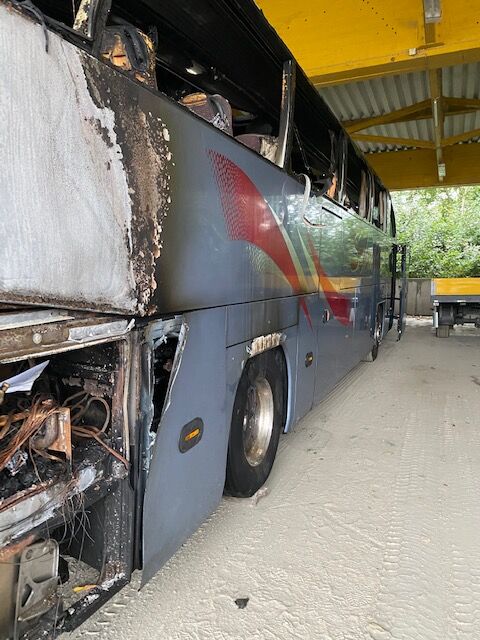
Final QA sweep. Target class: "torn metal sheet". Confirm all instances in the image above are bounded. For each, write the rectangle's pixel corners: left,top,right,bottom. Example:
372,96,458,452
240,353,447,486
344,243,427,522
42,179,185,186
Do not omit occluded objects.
0,361,49,394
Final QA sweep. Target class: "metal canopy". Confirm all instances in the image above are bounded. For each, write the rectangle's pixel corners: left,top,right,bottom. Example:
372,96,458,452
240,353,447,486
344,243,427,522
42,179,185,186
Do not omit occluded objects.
256,0,480,189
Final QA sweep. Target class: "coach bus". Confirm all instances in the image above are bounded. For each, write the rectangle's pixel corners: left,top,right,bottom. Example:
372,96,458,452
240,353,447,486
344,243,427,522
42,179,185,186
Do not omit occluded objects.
0,0,406,637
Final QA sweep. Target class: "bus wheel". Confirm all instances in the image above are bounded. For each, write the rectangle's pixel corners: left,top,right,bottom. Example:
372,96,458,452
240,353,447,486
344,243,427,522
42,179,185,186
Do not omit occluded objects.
225,349,286,498
364,308,383,362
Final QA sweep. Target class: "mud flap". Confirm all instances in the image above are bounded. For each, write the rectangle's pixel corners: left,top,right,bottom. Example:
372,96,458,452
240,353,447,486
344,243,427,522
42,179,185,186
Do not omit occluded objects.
141,308,228,586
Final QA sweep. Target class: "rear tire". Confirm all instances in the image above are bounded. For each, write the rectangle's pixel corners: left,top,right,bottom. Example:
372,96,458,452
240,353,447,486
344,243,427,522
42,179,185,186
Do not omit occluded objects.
436,325,450,338
363,307,383,362
225,349,286,498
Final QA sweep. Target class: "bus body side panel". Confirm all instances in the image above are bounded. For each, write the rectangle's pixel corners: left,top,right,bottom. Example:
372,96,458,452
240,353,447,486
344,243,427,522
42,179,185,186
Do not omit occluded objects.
226,297,298,347
292,294,318,422
341,213,374,369
225,296,302,432
142,307,228,585
141,299,305,583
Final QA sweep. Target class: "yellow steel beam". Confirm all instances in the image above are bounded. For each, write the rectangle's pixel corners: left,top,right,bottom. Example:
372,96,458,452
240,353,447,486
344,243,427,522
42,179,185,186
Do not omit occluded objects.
367,144,480,189
256,0,480,86
351,133,435,149
345,100,431,134
345,99,480,130
443,128,480,146
445,97,480,110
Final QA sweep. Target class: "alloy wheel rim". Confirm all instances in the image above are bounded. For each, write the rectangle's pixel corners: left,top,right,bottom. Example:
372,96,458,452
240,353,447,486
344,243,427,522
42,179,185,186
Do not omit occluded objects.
242,377,274,467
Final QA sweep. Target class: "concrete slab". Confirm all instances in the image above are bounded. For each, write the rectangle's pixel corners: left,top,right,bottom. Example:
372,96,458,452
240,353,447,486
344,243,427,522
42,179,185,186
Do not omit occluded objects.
68,319,480,640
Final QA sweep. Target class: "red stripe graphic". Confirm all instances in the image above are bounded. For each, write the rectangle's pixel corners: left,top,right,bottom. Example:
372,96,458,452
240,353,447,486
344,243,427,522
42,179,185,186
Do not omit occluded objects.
209,150,350,327
306,236,352,326
208,151,303,292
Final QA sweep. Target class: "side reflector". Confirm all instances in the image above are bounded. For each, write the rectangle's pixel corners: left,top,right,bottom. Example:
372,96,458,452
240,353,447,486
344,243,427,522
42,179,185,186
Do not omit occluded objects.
179,418,204,453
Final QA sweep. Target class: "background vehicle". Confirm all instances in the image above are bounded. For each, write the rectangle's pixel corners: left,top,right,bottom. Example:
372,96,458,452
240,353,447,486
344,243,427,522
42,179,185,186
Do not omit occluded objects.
432,278,480,337
0,0,405,637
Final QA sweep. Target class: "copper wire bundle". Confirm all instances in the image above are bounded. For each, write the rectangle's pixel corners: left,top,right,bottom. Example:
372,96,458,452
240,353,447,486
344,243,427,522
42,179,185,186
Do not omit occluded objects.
0,392,128,475
63,391,128,467
0,398,62,472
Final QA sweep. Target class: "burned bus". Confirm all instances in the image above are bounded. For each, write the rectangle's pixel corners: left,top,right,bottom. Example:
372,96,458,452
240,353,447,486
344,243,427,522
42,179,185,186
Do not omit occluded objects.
0,0,406,637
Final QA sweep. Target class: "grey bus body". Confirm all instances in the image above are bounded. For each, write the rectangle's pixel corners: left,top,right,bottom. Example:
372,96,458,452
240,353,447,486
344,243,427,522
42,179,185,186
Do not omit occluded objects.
0,2,405,637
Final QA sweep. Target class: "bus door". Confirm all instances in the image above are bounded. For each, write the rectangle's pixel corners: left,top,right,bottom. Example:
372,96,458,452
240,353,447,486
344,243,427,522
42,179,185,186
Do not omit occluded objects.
314,202,345,404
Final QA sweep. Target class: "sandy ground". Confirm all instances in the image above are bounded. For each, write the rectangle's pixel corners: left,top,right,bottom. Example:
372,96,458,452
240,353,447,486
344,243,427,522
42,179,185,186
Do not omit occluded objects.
68,319,480,640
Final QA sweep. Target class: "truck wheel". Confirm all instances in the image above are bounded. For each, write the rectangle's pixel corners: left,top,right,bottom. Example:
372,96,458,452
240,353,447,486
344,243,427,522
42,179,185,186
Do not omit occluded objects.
436,325,450,338
225,349,286,498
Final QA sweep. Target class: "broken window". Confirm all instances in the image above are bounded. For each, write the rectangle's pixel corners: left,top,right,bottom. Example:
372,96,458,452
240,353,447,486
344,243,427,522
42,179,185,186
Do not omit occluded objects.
29,0,101,38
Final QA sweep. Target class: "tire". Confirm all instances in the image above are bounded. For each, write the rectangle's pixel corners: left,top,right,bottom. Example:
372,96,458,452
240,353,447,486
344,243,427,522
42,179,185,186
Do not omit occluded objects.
363,307,383,362
225,349,286,498
436,325,450,338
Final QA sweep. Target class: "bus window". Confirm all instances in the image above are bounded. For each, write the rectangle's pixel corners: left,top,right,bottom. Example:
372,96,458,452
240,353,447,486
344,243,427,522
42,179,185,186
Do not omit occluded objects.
359,171,369,219
379,190,390,233
336,133,348,206
293,129,339,199
30,0,78,28
390,203,397,237
378,191,385,231
372,187,381,229
30,0,101,37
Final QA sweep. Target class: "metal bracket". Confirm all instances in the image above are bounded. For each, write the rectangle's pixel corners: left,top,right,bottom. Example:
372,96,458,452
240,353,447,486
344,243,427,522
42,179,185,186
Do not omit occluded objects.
14,540,59,640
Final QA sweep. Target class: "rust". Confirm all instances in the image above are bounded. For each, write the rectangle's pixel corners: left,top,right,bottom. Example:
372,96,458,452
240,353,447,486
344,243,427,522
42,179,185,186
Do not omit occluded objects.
31,407,72,468
0,533,35,562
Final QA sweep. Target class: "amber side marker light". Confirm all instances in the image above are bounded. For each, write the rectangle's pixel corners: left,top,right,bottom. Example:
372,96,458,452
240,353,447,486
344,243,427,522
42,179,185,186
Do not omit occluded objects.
179,418,204,453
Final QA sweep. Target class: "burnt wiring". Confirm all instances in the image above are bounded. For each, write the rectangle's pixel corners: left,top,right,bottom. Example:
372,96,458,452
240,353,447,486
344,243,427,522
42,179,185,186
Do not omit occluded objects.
63,391,128,467
0,398,61,472
0,389,127,502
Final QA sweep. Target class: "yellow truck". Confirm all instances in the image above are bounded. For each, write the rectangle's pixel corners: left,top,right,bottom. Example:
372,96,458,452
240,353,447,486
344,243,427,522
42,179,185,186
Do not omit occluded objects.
431,278,480,337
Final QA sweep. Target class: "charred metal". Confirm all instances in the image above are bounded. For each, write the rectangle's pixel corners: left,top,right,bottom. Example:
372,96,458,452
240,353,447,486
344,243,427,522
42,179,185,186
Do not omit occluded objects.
0,314,134,639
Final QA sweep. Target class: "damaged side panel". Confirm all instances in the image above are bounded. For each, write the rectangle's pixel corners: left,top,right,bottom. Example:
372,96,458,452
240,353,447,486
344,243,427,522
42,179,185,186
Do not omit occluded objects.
0,4,172,315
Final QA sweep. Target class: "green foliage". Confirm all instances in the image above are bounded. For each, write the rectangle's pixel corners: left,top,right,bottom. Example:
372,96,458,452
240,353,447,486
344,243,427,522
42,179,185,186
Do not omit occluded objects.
392,186,480,278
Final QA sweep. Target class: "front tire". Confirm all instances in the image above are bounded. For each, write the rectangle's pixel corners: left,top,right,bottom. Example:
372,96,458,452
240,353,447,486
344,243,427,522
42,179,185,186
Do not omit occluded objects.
225,349,286,498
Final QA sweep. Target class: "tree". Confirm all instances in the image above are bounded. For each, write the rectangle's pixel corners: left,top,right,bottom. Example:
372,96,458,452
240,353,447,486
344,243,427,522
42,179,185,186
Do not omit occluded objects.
392,186,480,278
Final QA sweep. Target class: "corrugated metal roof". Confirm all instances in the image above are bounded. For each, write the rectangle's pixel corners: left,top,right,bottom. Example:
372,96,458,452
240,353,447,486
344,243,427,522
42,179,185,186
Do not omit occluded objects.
319,62,480,153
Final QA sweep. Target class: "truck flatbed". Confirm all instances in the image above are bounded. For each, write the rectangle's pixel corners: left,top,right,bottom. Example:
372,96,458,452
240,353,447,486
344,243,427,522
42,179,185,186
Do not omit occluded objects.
432,278,480,337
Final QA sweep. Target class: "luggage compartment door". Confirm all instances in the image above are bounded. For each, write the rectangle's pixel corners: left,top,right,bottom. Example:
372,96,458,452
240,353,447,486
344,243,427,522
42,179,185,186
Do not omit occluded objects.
141,308,228,585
